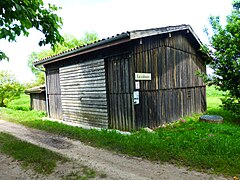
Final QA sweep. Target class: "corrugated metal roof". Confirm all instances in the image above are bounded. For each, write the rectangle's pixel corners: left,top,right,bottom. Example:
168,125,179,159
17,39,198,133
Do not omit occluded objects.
34,24,202,66
34,32,130,66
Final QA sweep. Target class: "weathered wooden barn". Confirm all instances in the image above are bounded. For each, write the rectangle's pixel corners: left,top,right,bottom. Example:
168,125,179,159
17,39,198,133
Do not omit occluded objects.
34,24,206,131
25,85,46,112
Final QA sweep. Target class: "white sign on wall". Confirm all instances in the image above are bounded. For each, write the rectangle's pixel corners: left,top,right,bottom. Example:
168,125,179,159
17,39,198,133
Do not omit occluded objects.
135,73,151,80
134,91,140,105
135,81,140,89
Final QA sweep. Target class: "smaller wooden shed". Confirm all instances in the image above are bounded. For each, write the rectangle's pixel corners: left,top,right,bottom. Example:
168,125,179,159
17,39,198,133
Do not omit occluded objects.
34,24,207,131
25,85,46,112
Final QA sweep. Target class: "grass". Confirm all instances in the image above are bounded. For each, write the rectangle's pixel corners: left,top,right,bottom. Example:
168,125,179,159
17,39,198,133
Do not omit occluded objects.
206,89,238,124
206,85,226,97
0,107,46,123
64,166,97,180
0,132,67,174
0,88,240,177
7,94,31,111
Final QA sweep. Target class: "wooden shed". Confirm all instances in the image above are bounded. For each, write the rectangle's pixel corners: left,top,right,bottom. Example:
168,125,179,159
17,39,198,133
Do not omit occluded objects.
34,24,206,131
25,85,46,112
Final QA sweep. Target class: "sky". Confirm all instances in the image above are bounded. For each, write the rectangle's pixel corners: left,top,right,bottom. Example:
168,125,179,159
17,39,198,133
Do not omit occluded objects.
0,0,233,83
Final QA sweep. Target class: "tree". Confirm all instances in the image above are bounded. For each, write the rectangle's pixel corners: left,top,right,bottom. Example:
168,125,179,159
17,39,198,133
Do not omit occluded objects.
204,0,240,115
28,32,99,85
0,71,23,107
0,0,64,60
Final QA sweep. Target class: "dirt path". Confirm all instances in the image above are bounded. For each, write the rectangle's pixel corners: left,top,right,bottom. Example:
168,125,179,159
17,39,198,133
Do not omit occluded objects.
0,119,228,180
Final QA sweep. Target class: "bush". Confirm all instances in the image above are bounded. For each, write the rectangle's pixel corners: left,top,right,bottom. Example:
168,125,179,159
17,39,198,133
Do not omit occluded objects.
206,86,226,97
204,1,240,116
6,94,30,111
221,96,240,117
0,71,24,107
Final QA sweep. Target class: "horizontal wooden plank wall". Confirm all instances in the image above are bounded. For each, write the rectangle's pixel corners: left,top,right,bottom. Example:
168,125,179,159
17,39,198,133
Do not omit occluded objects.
30,93,46,112
59,59,108,128
106,55,135,130
133,33,206,128
46,69,62,119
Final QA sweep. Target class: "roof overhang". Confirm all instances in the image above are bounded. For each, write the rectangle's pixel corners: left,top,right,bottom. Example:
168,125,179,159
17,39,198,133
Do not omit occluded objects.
33,24,203,67
25,85,45,94
34,33,130,66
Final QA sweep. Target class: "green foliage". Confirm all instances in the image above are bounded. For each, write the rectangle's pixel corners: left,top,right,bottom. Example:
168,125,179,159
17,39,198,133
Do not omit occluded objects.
0,108,45,123
28,32,99,85
0,132,67,174
204,0,240,116
0,0,64,60
221,96,240,117
29,32,99,69
7,94,30,111
27,52,44,78
35,72,45,85
0,50,8,61
0,71,23,107
55,32,99,52
206,86,226,97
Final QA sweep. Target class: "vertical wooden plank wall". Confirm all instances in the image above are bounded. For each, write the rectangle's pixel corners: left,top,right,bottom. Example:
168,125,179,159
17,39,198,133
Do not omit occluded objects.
106,54,135,131
133,33,206,128
59,59,108,128
30,93,46,111
46,69,62,119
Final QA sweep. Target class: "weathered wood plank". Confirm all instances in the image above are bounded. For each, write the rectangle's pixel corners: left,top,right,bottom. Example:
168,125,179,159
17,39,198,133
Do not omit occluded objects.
62,106,108,113
61,87,107,92
46,69,62,119
60,72,106,81
59,59,108,129
62,116,108,128
62,115,108,123
131,33,206,129
30,93,46,112
106,55,134,130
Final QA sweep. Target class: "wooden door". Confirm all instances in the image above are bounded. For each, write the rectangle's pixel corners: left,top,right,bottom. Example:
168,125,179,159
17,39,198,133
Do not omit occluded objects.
59,59,108,128
46,69,62,119
107,57,135,130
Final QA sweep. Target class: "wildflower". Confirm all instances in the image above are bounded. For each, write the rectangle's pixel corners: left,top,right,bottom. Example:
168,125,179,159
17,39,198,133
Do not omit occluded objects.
180,118,186,123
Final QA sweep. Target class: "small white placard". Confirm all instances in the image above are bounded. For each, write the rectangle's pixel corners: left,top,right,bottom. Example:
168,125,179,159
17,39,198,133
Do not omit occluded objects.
134,91,139,105
135,73,151,80
135,81,140,89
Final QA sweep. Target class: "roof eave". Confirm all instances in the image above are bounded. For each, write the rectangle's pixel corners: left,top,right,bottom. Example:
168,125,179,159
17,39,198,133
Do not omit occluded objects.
34,33,130,66
25,85,46,94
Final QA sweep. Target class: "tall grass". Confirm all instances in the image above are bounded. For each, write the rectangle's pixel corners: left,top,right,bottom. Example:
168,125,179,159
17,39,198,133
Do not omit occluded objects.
7,94,30,111
0,107,45,123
